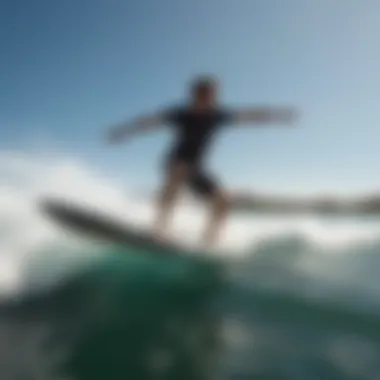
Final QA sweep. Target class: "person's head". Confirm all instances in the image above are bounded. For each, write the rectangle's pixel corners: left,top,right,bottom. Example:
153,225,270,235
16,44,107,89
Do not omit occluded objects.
190,76,218,108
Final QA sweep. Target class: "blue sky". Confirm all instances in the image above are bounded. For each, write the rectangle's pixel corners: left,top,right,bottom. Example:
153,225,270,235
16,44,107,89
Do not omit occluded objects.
1,0,379,194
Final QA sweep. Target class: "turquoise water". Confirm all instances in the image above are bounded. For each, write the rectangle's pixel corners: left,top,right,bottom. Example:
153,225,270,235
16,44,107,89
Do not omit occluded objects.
1,234,380,380
0,246,225,380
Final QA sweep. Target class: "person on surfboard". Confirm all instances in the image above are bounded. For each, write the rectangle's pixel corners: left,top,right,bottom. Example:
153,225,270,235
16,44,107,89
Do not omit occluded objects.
107,76,297,248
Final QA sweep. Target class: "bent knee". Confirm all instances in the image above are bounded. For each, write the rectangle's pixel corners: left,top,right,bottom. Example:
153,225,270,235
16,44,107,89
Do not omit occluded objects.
213,191,230,213
169,162,191,181
164,163,190,190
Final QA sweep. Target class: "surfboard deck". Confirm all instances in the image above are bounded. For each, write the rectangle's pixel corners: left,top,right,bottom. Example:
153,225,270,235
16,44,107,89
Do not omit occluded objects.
39,198,197,257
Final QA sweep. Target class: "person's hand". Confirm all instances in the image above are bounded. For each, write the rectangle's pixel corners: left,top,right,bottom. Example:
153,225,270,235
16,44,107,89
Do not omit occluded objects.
278,108,298,126
106,126,130,144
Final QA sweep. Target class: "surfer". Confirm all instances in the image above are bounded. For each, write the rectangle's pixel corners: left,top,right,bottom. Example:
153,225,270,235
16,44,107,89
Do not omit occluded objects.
107,76,297,248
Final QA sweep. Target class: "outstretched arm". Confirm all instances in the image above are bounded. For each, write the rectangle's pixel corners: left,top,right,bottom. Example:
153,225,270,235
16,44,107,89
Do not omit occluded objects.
106,113,165,144
231,106,297,126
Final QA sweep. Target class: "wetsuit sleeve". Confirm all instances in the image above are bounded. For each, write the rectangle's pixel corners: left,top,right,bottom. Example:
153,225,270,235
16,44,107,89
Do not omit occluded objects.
160,106,182,124
217,109,238,125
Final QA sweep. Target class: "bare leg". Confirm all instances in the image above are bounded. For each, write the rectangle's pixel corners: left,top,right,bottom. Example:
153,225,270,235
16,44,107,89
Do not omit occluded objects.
201,191,230,249
153,163,188,241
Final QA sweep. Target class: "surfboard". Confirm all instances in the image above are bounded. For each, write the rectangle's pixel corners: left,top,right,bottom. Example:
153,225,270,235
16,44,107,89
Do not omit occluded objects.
39,198,191,256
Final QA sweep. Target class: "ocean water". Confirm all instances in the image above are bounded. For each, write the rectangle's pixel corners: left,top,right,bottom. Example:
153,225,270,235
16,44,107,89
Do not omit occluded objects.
1,153,380,380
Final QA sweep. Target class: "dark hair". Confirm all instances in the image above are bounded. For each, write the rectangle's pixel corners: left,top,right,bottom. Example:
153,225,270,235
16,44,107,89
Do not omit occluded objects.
191,76,217,97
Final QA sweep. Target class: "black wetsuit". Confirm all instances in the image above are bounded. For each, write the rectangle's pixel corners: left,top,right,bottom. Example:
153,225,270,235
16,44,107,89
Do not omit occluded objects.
163,106,234,199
